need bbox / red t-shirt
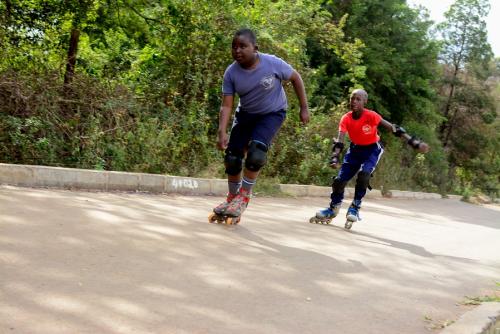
[339,109,382,145]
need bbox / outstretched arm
[217,95,234,150]
[379,119,429,153]
[289,70,309,124]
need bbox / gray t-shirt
[222,52,294,114]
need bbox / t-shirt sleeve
[272,55,294,80]
[339,114,349,132]
[372,111,382,126]
[222,67,235,96]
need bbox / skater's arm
[336,131,346,144]
[217,95,234,150]
[379,118,394,132]
[330,131,346,168]
[380,118,429,153]
[289,70,309,125]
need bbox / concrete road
[0,185,499,334]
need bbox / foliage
[316,0,440,123]
[436,0,497,197]
[438,0,493,70]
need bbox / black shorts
[227,109,286,151]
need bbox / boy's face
[350,92,366,112]
[232,35,257,66]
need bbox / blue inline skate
[345,200,362,229]
[309,205,340,225]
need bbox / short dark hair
[234,28,257,45]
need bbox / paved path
[1,185,499,334]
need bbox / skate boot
[224,189,251,218]
[213,192,238,215]
[309,204,340,224]
[345,200,361,229]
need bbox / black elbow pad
[392,125,406,137]
[331,141,345,153]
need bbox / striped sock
[241,176,256,194]
[228,180,242,195]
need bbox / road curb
[0,163,448,199]
[441,302,500,334]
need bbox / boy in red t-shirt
[310,89,429,229]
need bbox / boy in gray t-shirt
[211,28,309,223]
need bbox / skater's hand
[418,142,429,153]
[217,131,229,150]
[299,106,310,125]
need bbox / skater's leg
[241,172,257,194]
[213,173,242,215]
[315,150,360,221]
[224,109,253,178]
[353,171,370,202]
[224,167,259,217]
[214,115,249,215]
[241,114,282,196]
[329,146,361,207]
[250,110,286,149]
[348,142,384,221]
[316,171,353,220]
[313,144,365,223]
[354,142,383,202]
[330,177,348,206]
[213,148,245,214]
[225,112,283,217]
[241,140,267,197]
[346,199,362,222]
[238,112,284,200]
[228,175,242,195]
[240,139,268,196]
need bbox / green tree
[437,0,493,147]
[435,0,498,197]
[316,0,439,124]
[308,0,445,192]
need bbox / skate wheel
[345,221,353,229]
[309,217,317,224]
[226,216,241,225]
[208,213,218,224]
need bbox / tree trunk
[5,0,12,18]
[439,64,460,147]
[440,19,468,146]
[443,106,459,148]
[439,85,454,146]
[64,28,80,86]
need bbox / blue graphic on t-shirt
[260,75,275,90]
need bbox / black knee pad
[224,149,244,176]
[355,171,371,191]
[332,177,348,194]
[245,140,268,172]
